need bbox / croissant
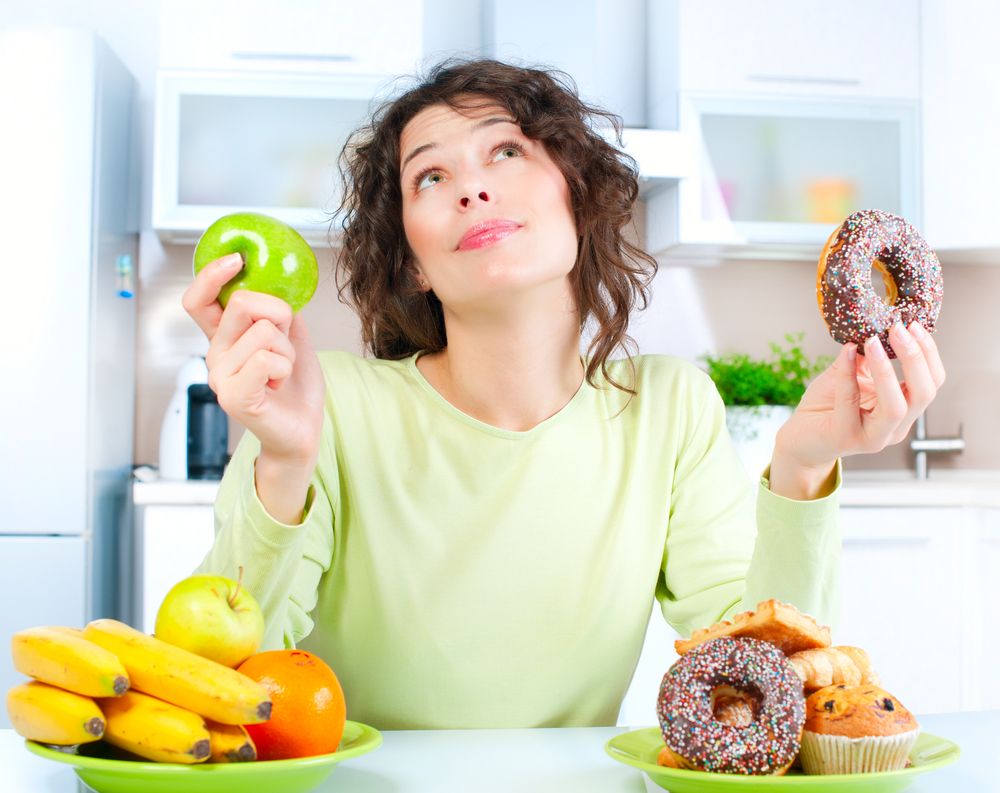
[788,646,881,692]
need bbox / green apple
[193,212,318,313]
[154,569,265,668]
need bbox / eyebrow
[400,116,518,177]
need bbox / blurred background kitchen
[1,0,997,727]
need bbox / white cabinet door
[838,507,963,715]
[139,505,217,634]
[921,0,1000,256]
[672,0,920,101]
[0,537,87,729]
[978,510,1000,710]
[159,0,423,77]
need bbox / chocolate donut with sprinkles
[657,636,806,775]
[817,209,943,358]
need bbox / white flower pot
[725,405,795,486]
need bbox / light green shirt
[198,351,841,730]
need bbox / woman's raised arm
[182,253,327,524]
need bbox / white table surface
[3,710,996,793]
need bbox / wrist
[254,450,317,525]
[767,449,838,501]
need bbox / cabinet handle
[747,75,861,87]
[231,52,354,62]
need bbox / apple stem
[229,566,244,609]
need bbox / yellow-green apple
[154,569,265,668]
[193,212,318,313]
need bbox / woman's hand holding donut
[182,253,326,524]
[768,321,946,501]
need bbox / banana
[81,619,270,725]
[6,681,105,745]
[100,690,210,764]
[11,626,129,697]
[205,719,257,762]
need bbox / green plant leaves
[701,333,833,408]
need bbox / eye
[492,140,525,162]
[414,169,445,192]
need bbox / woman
[182,59,945,730]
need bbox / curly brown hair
[332,57,656,394]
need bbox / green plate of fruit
[25,719,381,793]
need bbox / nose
[460,191,489,209]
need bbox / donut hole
[870,259,899,306]
[710,685,757,727]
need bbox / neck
[416,284,584,432]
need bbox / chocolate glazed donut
[657,636,806,775]
[817,210,943,358]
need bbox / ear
[403,259,430,293]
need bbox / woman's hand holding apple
[182,253,326,525]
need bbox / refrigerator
[0,28,138,727]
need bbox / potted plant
[701,334,832,483]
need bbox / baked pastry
[817,209,943,358]
[674,600,831,657]
[789,646,881,692]
[800,684,920,774]
[657,637,805,775]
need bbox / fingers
[224,349,295,418]
[832,343,862,435]
[182,253,244,339]
[859,335,909,449]
[908,321,946,389]
[210,289,294,359]
[208,317,297,395]
[883,322,939,444]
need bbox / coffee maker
[159,356,229,480]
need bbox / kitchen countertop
[135,471,1000,507]
[3,710,995,792]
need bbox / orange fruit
[236,649,346,761]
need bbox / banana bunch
[6,620,266,764]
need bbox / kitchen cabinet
[152,69,385,245]
[838,506,965,715]
[645,96,919,259]
[159,0,424,79]
[656,0,920,109]
[920,0,1000,261]
[133,482,219,633]
[484,0,647,127]
[977,510,1000,710]
[644,0,921,260]
[0,538,87,729]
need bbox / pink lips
[457,219,522,251]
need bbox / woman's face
[398,101,579,314]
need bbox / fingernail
[847,343,857,362]
[909,321,927,340]
[894,322,912,344]
[222,253,243,269]
[866,336,887,360]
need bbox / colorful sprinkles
[656,637,805,775]
[817,209,943,358]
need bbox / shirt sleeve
[194,428,337,651]
[656,377,841,638]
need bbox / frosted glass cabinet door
[647,95,920,256]
[153,71,386,244]
[0,536,87,729]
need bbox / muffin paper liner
[800,727,921,775]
